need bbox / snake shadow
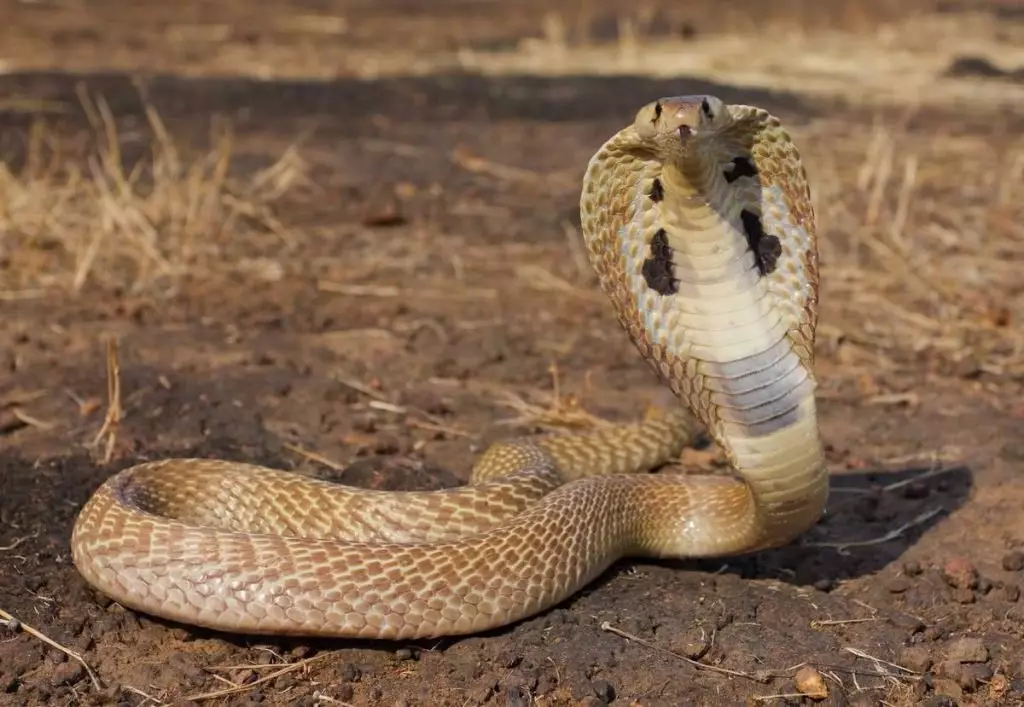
[667,461,975,586]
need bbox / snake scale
[71,95,828,639]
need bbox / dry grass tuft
[0,86,309,296]
[802,113,1024,379]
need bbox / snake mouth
[678,125,693,140]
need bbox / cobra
[71,95,828,639]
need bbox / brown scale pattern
[71,95,829,639]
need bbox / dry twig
[601,621,776,681]
[185,653,330,702]
[88,338,122,463]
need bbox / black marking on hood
[724,157,757,184]
[642,228,678,295]
[740,209,782,275]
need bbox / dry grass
[0,86,309,297]
[4,89,1017,386]
[0,0,943,82]
[801,113,1024,379]
[453,9,1024,111]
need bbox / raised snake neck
[70,95,828,639]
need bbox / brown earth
[2,2,1024,706]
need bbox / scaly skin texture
[71,95,829,639]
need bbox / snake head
[633,95,730,152]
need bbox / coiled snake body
[72,95,828,639]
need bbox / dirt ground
[2,1,1024,706]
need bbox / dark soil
[2,3,1024,706]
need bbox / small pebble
[395,647,418,661]
[903,560,923,576]
[988,673,1010,695]
[1002,583,1021,602]
[674,628,710,660]
[590,680,615,703]
[1003,551,1024,572]
[812,578,834,592]
[943,557,978,589]
[946,637,988,663]
[898,646,932,673]
[49,662,85,687]
[794,665,828,700]
[885,576,912,593]
[963,663,993,682]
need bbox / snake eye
[701,98,713,120]
[653,101,663,122]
